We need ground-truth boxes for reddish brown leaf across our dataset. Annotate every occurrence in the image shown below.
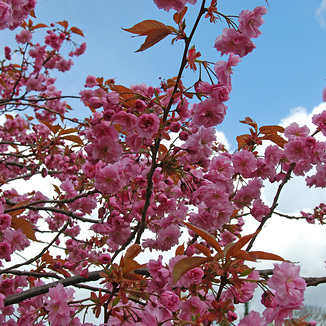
[125,244,142,260]
[226,230,259,261]
[260,133,287,148]
[56,20,68,29]
[175,243,185,256]
[136,27,172,52]
[173,7,187,24]
[61,135,84,146]
[32,23,48,30]
[248,251,285,262]
[29,10,36,18]
[172,256,212,284]
[193,243,211,257]
[183,221,223,256]
[239,117,258,131]
[159,144,168,157]
[5,114,13,120]
[0,78,8,89]
[70,26,85,37]
[109,84,135,108]
[123,19,168,36]
[259,125,285,134]
[58,128,78,136]
[236,134,248,150]
[11,216,37,241]
[231,250,255,261]
[123,272,144,281]
[160,130,171,141]
[121,258,146,275]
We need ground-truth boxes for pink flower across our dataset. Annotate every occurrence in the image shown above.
[181,268,204,287]
[232,150,257,178]
[312,110,326,136]
[179,296,207,321]
[0,242,12,260]
[261,290,277,308]
[238,311,266,326]
[214,28,255,58]
[0,293,5,308]
[156,224,180,250]
[136,113,160,139]
[45,283,75,326]
[251,199,270,221]
[0,214,11,231]
[85,136,123,163]
[94,165,123,195]
[306,164,326,188]
[192,98,227,127]
[160,291,179,312]
[98,253,111,264]
[111,111,137,133]
[284,138,307,162]
[45,31,65,51]
[181,126,216,164]
[4,46,11,60]
[214,54,241,89]
[153,0,197,12]
[170,121,181,132]
[322,87,326,102]
[268,262,306,306]
[211,84,230,102]
[0,2,11,30]
[208,155,235,181]
[70,42,87,56]
[15,29,32,44]
[125,133,142,152]
[238,6,268,38]
[284,122,310,139]
[84,75,98,88]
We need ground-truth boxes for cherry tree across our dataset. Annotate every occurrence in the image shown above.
[0,0,325,325]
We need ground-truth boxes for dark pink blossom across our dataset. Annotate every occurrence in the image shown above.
[4,46,11,60]
[214,28,255,58]
[0,214,12,231]
[232,150,257,178]
[136,113,160,139]
[238,6,267,38]
[214,54,241,89]
[268,262,306,306]
[153,0,197,12]
[238,311,266,326]
[192,98,227,127]
[160,291,179,312]
[15,29,32,44]
[94,165,123,195]
[179,296,207,321]
[312,110,326,136]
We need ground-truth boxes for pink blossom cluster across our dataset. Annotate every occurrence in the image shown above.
[214,6,267,58]
[263,262,306,325]
[0,0,36,30]
[153,0,197,12]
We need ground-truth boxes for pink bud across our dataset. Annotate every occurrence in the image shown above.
[88,97,103,109]
[179,131,188,141]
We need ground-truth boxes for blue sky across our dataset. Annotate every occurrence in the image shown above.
[2,0,326,319]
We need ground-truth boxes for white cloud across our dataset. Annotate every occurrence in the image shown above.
[316,0,326,27]
[279,102,326,136]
